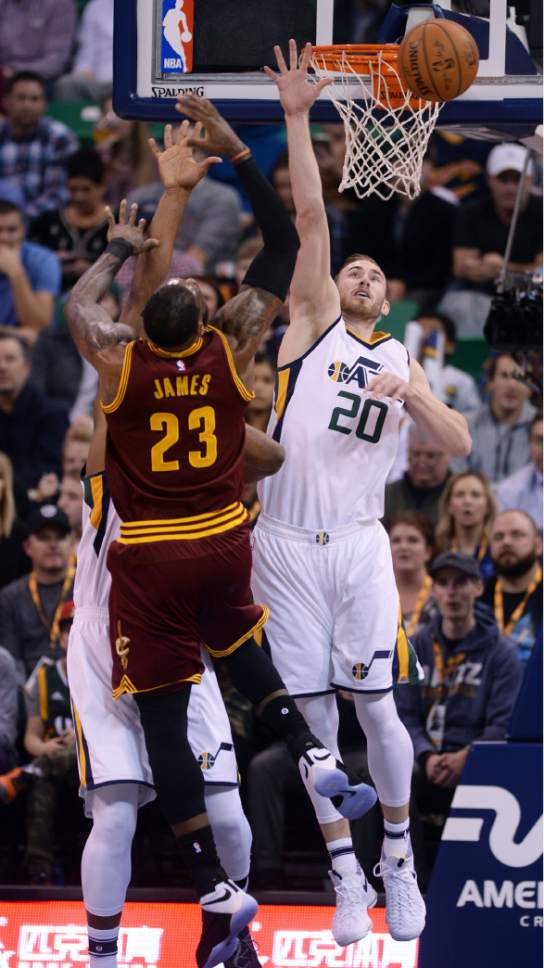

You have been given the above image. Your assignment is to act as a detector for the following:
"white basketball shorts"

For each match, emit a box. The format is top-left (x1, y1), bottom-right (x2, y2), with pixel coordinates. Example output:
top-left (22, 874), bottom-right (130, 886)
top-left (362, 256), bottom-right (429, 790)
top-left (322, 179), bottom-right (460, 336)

top-left (251, 514), bottom-right (399, 696)
top-left (67, 607), bottom-right (238, 815)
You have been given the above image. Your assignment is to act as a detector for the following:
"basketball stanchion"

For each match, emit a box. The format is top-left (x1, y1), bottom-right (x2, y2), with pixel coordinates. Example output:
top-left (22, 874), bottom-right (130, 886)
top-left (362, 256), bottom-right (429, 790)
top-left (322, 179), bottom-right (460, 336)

top-left (309, 45), bottom-right (442, 201)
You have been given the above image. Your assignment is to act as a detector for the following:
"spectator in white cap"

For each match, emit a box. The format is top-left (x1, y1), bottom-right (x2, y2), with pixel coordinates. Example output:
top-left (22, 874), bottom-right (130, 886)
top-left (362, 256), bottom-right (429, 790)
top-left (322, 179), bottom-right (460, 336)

top-left (438, 143), bottom-right (542, 337)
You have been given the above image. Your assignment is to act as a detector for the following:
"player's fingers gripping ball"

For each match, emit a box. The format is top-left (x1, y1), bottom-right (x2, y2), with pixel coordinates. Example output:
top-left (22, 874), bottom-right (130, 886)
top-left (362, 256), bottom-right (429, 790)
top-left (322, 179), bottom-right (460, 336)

top-left (398, 18), bottom-right (479, 102)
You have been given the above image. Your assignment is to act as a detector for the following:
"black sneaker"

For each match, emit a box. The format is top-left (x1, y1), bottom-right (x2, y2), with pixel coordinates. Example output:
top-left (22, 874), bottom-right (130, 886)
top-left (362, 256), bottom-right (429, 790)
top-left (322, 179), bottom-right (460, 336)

top-left (196, 879), bottom-right (258, 968)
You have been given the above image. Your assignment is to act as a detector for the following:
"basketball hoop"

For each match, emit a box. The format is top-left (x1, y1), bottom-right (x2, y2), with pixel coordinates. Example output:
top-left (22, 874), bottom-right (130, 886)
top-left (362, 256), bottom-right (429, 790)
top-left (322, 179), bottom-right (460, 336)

top-left (310, 45), bottom-right (443, 200)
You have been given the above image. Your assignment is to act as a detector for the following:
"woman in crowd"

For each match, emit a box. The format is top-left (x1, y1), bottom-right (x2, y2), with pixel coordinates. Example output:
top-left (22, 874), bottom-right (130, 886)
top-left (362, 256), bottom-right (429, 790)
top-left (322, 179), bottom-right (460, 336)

top-left (245, 352), bottom-right (275, 433)
top-left (389, 511), bottom-right (436, 637)
top-left (435, 471), bottom-right (498, 578)
top-left (0, 452), bottom-right (29, 588)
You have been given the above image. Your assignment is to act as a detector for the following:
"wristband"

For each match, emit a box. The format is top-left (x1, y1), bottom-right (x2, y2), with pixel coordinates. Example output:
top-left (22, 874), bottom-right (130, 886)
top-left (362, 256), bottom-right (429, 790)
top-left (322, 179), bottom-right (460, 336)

top-left (105, 238), bottom-right (136, 262)
top-left (230, 146), bottom-right (252, 165)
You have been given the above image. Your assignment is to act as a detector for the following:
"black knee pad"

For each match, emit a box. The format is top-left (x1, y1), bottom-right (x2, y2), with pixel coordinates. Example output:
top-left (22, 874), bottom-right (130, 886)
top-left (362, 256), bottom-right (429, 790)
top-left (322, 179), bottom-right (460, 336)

top-left (217, 638), bottom-right (285, 706)
top-left (134, 689), bottom-right (205, 826)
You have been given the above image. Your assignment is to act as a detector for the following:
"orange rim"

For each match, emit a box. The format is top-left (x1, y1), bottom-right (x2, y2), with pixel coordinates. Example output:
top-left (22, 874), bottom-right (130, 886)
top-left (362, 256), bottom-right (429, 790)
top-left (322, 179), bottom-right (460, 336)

top-left (311, 43), bottom-right (428, 110)
top-left (311, 44), bottom-right (401, 73)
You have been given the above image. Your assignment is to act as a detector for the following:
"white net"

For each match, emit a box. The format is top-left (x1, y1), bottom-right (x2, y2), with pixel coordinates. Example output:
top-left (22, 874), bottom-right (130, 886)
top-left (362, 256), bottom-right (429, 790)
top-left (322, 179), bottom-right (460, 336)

top-left (310, 47), bottom-right (443, 201)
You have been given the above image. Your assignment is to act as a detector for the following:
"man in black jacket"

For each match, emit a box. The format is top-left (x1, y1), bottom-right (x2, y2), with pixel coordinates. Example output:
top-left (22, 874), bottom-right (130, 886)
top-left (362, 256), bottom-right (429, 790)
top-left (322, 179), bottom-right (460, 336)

top-left (395, 551), bottom-right (522, 885)
top-left (0, 332), bottom-right (68, 490)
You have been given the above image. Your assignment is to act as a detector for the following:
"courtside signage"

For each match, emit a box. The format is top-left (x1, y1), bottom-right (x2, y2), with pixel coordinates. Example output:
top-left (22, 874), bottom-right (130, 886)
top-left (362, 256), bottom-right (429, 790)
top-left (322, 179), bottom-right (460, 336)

top-left (419, 742), bottom-right (543, 968)
top-left (0, 902), bottom-right (418, 967)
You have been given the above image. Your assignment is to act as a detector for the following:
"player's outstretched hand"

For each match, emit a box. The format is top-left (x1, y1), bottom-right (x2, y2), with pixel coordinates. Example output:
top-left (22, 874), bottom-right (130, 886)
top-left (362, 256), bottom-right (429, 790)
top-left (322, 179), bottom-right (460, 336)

top-left (105, 200), bottom-right (160, 255)
top-left (176, 94), bottom-right (247, 158)
top-left (148, 119), bottom-right (222, 192)
top-left (367, 371), bottom-right (411, 403)
top-left (264, 39), bottom-right (331, 116)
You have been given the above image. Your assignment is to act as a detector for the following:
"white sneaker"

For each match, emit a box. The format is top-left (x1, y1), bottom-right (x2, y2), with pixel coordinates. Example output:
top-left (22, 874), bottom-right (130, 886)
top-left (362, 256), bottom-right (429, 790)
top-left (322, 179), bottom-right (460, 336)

top-left (329, 867), bottom-right (377, 947)
top-left (196, 879), bottom-right (258, 968)
top-left (374, 852), bottom-right (426, 942)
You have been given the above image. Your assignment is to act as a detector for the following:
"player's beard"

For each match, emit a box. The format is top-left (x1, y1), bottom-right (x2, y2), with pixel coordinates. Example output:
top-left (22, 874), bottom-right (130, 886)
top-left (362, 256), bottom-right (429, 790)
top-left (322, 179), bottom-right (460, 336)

top-left (493, 549), bottom-right (538, 579)
top-left (342, 294), bottom-right (383, 322)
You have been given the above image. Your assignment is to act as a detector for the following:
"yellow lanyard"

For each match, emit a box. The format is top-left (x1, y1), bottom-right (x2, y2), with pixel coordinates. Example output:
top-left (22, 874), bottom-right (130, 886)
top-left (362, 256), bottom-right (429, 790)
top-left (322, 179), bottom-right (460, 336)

top-left (406, 574), bottom-right (433, 638)
top-left (494, 566), bottom-right (542, 636)
top-left (451, 533), bottom-right (488, 563)
top-left (432, 639), bottom-right (466, 701)
top-left (28, 554), bottom-right (76, 644)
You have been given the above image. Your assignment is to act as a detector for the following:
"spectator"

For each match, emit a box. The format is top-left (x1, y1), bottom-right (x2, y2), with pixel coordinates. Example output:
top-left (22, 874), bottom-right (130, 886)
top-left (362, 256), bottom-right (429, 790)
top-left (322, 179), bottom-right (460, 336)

top-left (383, 426), bottom-right (451, 529)
top-left (435, 472), bottom-right (498, 578)
top-left (0, 505), bottom-right (74, 681)
top-left (57, 472), bottom-right (83, 542)
top-left (31, 290), bottom-right (118, 419)
top-left (193, 275), bottom-right (226, 322)
top-left (389, 511), bottom-right (435, 638)
top-left (466, 353), bottom-right (535, 484)
top-left (0, 72), bottom-right (78, 220)
top-left (440, 144), bottom-right (543, 336)
top-left (482, 510), bottom-right (543, 665)
top-left (128, 172), bottom-right (242, 274)
top-left (0, 0), bottom-right (76, 87)
top-left (23, 600), bottom-right (77, 883)
top-left (0, 451), bottom-right (29, 588)
top-left (246, 353), bottom-right (275, 432)
top-left (345, 154), bottom-right (457, 307)
top-left (0, 333), bottom-right (68, 491)
top-left (0, 645), bottom-right (18, 774)
top-left (29, 148), bottom-right (108, 292)
top-left (395, 551), bottom-right (522, 885)
top-left (33, 420), bottom-right (93, 509)
top-left (93, 101), bottom-right (155, 209)
top-left (0, 200), bottom-right (60, 337)
top-left (497, 412), bottom-right (543, 530)
top-left (56, 0), bottom-right (114, 103)
top-left (416, 312), bottom-right (481, 419)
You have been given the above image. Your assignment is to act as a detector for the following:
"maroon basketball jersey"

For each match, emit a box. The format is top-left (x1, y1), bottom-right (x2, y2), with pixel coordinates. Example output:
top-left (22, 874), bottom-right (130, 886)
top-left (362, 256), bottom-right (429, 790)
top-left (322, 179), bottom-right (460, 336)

top-left (104, 326), bottom-right (252, 537)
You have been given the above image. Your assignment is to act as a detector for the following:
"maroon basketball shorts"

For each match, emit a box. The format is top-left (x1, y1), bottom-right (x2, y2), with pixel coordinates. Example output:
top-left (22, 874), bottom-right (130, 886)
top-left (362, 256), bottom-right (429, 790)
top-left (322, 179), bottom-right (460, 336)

top-left (107, 523), bottom-right (268, 697)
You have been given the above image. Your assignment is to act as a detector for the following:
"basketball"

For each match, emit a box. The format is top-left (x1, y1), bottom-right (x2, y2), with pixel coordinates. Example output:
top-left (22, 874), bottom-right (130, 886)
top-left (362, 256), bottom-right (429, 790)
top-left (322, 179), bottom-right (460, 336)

top-left (398, 19), bottom-right (479, 103)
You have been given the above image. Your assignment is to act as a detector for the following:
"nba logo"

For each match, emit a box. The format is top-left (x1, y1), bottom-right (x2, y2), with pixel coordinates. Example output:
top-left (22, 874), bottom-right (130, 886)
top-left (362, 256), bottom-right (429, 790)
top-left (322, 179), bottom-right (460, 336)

top-left (161, 0), bottom-right (194, 73)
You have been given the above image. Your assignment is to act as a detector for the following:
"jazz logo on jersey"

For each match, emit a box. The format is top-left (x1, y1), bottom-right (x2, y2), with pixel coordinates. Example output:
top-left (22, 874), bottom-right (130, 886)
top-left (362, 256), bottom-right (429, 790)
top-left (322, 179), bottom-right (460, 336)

top-left (352, 662), bottom-right (369, 680)
top-left (328, 356), bottom-right (384, 388)
top-left (161, 0), bottom-right (194, 73)
top-left (198, 751), bottom-right (216, 770)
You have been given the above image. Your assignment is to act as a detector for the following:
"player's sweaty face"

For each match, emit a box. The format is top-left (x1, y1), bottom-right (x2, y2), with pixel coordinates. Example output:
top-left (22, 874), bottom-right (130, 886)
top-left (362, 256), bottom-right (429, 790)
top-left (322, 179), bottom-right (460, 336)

top-left (337, 261), bottom-right (387, 318)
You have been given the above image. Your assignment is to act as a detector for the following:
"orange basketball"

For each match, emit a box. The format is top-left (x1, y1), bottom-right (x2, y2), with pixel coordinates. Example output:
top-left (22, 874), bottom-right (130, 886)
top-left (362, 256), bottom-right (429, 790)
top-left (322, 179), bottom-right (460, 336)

top-left (398, 19), bottom-right (479, 102)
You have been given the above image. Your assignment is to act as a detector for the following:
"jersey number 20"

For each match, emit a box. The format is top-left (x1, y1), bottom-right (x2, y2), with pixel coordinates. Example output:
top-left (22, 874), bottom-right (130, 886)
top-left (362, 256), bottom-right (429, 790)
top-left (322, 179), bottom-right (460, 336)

top-left (150, 407), bottom-right (217, 471)
top-left (328, 391), bottom-right (387, 442)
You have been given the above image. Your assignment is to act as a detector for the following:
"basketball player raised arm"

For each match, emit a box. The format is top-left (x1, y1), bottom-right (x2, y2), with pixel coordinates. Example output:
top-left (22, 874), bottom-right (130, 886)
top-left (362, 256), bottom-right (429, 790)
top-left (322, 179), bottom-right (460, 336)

top-left (176, 94), bottom-right (300, 381)
top-left (267, 40), bottom-right (471, 458)
top-left (66, 121), bottom-right (221, 405)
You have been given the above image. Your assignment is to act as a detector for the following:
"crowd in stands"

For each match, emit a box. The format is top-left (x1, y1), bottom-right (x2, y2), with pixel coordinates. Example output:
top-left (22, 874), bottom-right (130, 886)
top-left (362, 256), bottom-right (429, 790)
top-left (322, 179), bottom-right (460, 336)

top-left (0, 0), bottom-right (542, 892)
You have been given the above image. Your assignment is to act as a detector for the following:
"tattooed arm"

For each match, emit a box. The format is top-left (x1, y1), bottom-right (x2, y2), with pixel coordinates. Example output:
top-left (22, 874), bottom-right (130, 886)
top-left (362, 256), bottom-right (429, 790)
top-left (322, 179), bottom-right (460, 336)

top-left (66, 202), bottom-right (159, 402)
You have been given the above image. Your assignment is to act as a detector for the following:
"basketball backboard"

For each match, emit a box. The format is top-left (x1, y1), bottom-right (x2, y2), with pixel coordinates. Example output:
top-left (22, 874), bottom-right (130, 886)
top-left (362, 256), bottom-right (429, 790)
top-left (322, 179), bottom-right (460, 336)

top-left (113, 0), bottom-right (542, 138)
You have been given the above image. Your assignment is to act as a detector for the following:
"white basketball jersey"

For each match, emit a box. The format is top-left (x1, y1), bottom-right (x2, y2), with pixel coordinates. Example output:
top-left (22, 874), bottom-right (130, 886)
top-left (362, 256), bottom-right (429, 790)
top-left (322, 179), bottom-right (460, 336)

top-left (74, 472), bottom-right (117, 610)
top-left (259, 317), bottom-right (409, 530)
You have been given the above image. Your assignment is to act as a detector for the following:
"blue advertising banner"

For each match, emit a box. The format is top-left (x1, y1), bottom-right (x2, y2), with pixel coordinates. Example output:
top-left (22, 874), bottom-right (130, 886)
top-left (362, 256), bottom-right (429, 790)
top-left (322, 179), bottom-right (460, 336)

top-left (419, 742), bottom-right (542, 968)
top-left (160, 0), bottom-right (194, 73)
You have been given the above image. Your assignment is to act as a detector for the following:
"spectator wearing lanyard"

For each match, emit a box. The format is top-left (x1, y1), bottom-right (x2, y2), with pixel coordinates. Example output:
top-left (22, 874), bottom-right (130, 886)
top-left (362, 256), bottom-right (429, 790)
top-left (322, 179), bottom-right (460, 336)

top-left (482, 510), bottom-right (543, 666)
top-left (22, 600), bottom-right (77, 883)
top-left (389, 511), bottom-right (435, 638)
top-left (0, 505), bottom-right (75, 682)
top-left (497, 413), bottom-right (543, 531)
top-left (395, 551), bottom-right (521, 885)
top-left (435, 471), bottom-right (498, 579)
